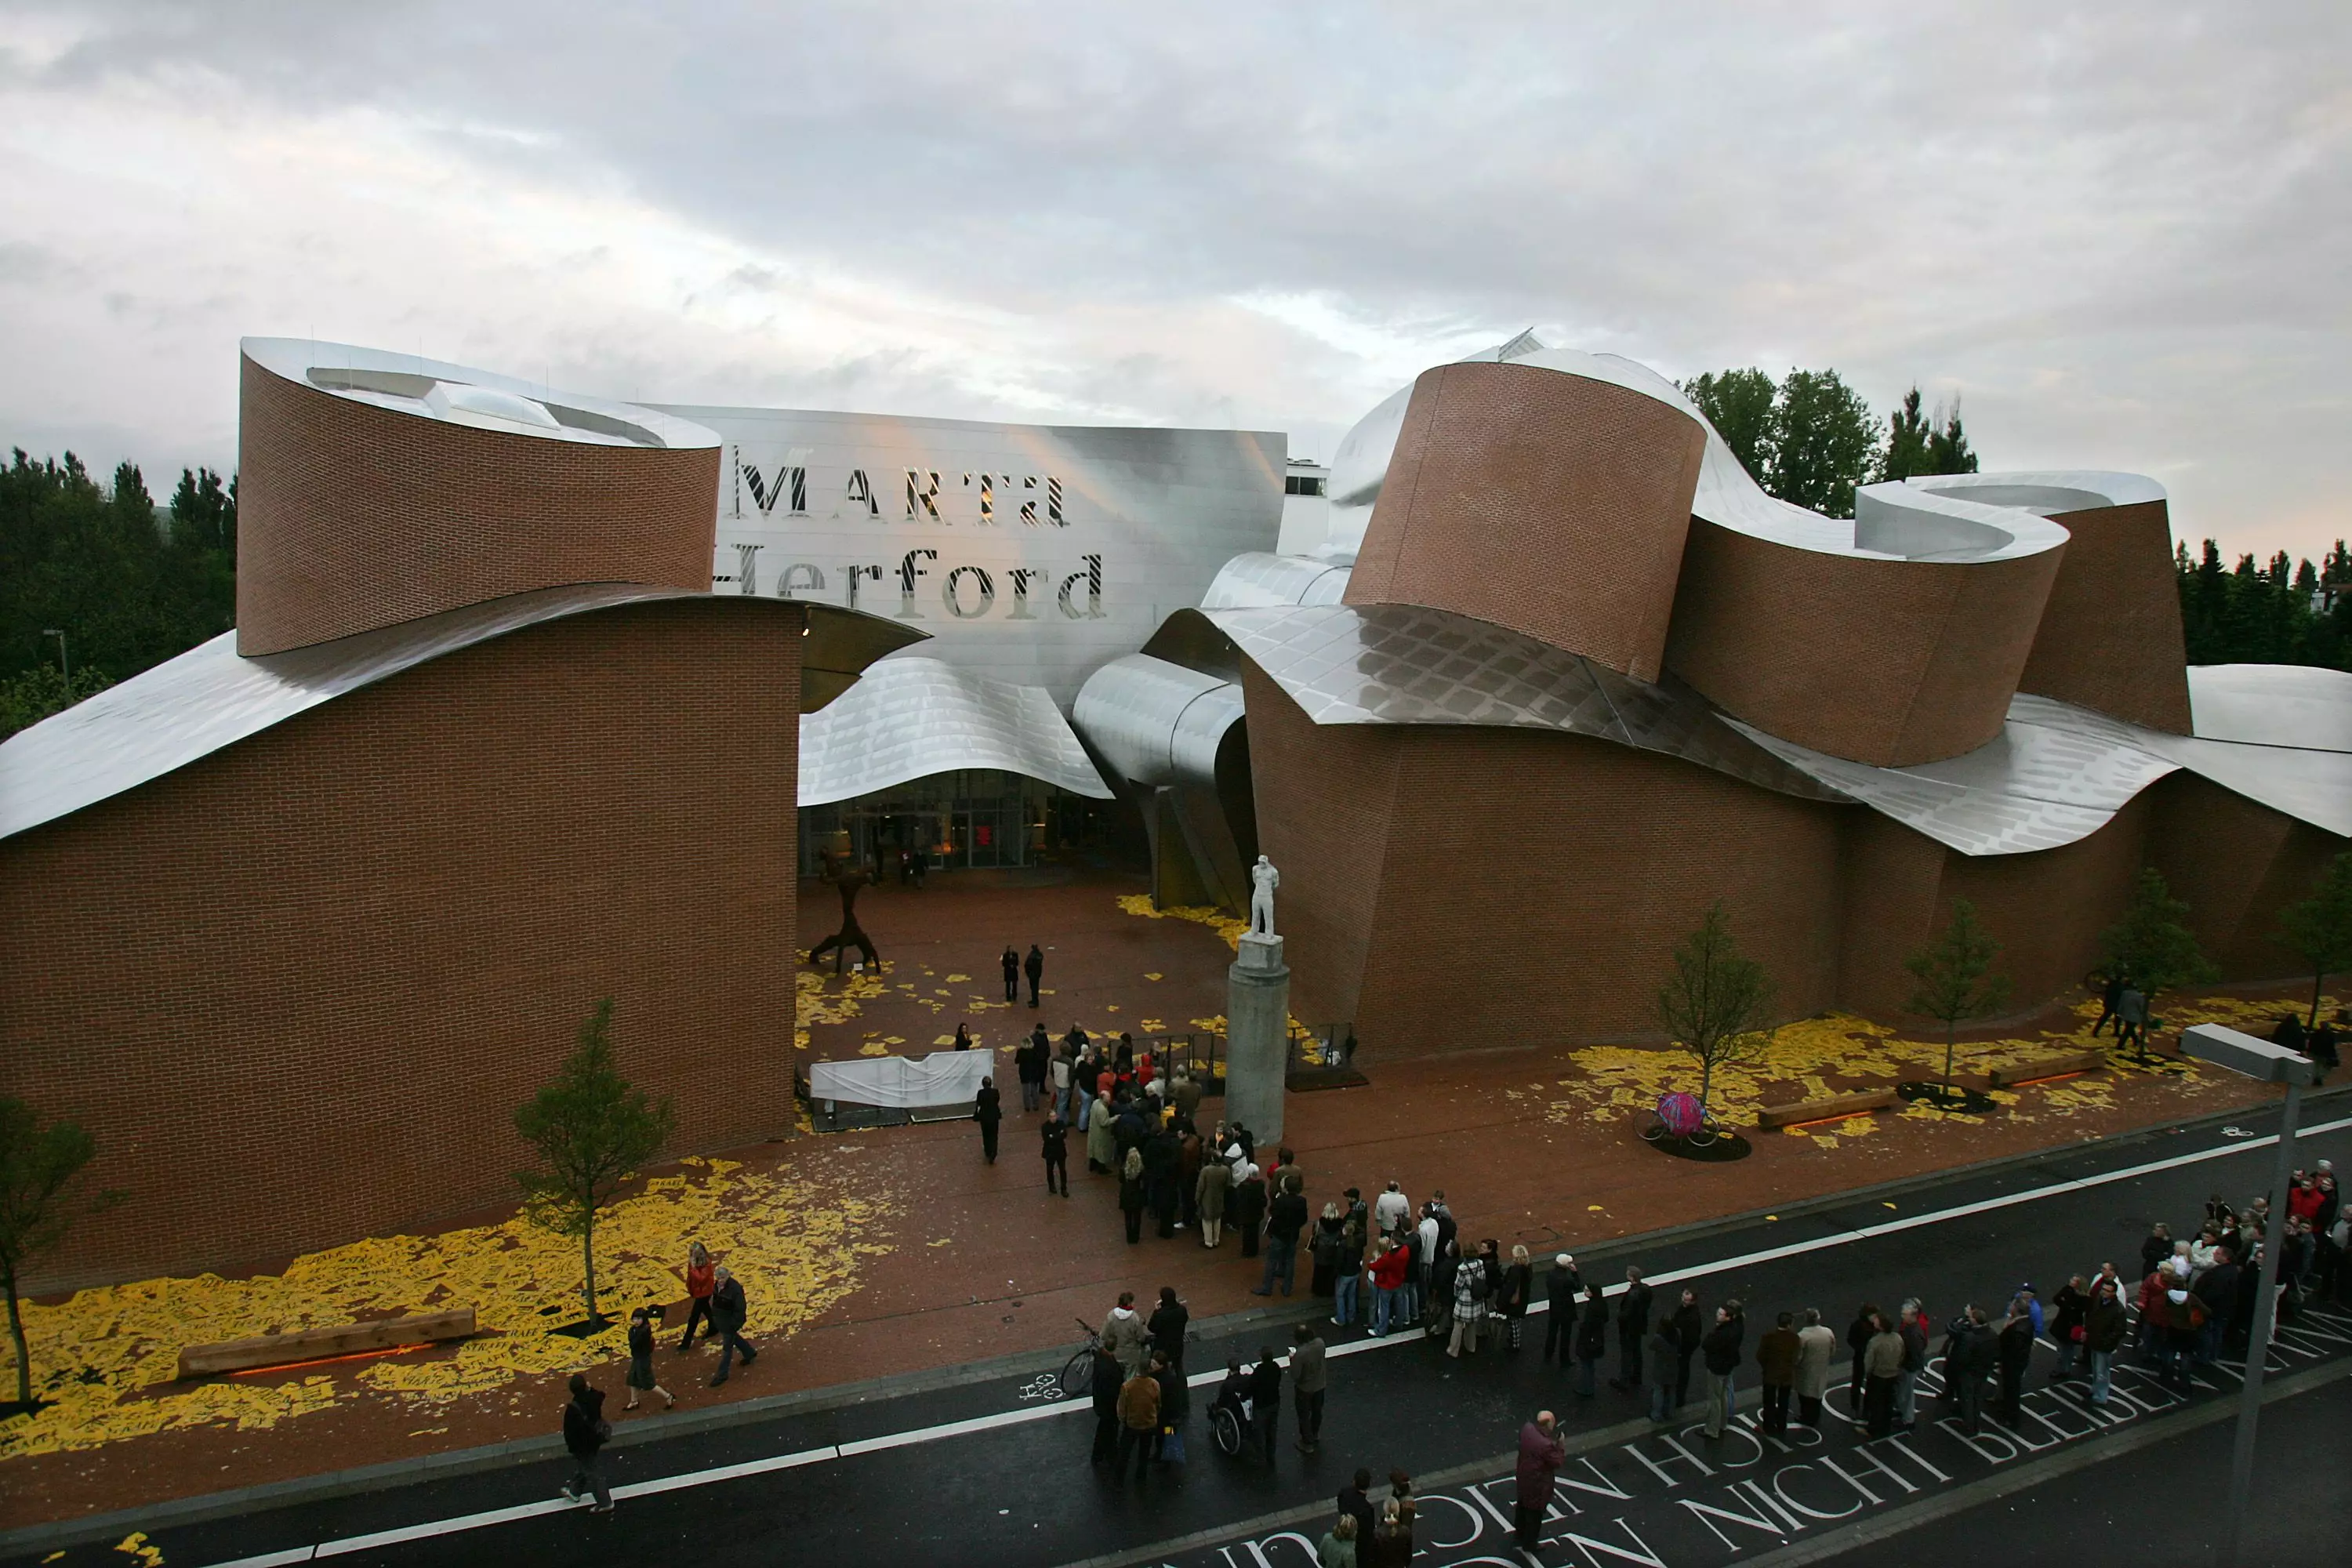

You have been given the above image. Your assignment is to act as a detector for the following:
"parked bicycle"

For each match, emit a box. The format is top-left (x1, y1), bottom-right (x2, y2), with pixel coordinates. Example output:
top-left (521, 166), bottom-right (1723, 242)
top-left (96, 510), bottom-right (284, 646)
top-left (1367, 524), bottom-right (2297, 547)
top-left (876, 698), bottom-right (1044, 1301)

top-left (1056, 1316), bottom-right (1102, 1399)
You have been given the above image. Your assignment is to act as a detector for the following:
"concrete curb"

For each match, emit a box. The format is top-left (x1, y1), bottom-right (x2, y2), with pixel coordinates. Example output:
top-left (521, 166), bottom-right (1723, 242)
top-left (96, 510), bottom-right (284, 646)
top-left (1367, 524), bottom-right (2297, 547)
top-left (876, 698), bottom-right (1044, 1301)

top-left (4, 1079), bottom-right (2343, 1558)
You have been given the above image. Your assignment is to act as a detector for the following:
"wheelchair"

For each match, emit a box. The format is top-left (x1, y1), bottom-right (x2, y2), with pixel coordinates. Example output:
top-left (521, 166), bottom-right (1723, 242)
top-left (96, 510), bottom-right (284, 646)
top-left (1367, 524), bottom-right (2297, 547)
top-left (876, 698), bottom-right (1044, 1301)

top-left (1208, 1393), bottom-right (1258, 1457)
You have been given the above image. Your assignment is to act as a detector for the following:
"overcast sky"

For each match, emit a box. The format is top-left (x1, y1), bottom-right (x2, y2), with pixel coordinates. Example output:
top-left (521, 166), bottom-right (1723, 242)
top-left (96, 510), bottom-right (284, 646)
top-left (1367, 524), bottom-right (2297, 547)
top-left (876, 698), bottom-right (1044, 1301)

top-left (2, 3), bottom-right (2344, 560)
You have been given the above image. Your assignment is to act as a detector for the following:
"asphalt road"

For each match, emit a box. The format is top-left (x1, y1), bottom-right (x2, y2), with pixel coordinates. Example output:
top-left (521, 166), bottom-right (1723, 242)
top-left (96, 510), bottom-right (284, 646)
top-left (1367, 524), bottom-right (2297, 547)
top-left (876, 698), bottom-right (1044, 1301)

top-left (11, 1098), bottom-right (2349, 1568)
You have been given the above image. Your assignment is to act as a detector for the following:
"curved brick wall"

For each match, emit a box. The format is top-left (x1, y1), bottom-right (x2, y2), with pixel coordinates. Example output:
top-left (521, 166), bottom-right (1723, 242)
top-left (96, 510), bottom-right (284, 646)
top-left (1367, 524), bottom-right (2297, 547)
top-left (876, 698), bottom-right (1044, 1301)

top-left (1244, 662), bottom-right (1845, 1050)
top-left (1344, 361), bottom-right (1704, 682)
top-left (1664, 518), bottom-right (2064, 767)
top-left (2017, 499), bottom-right (2193, 734)
top-left (0, 599), bottom-right (801, 1291)
top-left (236, 354), bottom-right (718, 655)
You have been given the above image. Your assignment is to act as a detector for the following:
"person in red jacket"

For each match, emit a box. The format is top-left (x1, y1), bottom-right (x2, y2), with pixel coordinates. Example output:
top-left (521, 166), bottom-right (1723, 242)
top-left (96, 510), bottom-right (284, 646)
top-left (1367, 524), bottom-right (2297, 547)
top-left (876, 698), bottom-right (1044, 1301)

top-left (1370, 1236), bottom-right (1412, 1337)
top-left (673, 1241), bottom-right (716, 1353)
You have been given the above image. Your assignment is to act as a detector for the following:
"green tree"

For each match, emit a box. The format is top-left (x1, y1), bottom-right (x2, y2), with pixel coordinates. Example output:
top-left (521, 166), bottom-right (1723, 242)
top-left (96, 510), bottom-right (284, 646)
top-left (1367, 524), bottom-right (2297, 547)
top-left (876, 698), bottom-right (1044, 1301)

top-left (1875, 387), bottom-right (1933, 482)
top-left (1903, 900), bottom-right (2012, 1093)
top-left (2098, 867), bottom-right (2219, 998)
top-left (1926, 400), bottom-right (1977, 474)
top-left (1680, 368), bottom-right (1778, 485)
top-left (1657, 901), bottom-right (1777, 1116)
top-left (167, 466), bottom-right (238, 562)
top-left (0, 1099), bottom-right (122, 1410)
top-left (0, 663), bottom-right (114, 740)
top-left (1766, 368), bottom-right (1877, 518)
top-left (2278, 852), bottom-right (2352, 1029)
top-left (514, 1000), bottom-right (674, 1324)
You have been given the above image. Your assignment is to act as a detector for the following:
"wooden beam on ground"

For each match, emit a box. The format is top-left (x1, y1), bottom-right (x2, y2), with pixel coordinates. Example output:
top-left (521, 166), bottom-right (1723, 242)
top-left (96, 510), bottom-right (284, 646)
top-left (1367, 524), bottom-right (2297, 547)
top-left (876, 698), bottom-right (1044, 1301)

top-left (1755, 1088), bottom-right (1898, 1131)
top-left (1987, 1049), bottom-right (2109, 1089)
top-left (176, 1307), bottom-right (477, 1379)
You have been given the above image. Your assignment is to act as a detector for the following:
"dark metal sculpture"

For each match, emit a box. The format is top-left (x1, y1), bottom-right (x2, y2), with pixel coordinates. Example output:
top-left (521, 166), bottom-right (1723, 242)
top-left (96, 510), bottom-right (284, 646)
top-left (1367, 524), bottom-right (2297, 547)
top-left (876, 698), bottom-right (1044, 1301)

top-left (808, 852), bottom-right (880, 971)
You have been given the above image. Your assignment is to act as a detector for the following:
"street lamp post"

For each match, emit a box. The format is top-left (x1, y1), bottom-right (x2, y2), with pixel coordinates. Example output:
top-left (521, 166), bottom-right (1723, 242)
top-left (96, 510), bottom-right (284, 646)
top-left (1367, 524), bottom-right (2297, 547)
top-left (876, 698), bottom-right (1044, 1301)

top-left (42, 628), bottom-right (67, 681)
top-left (2177, 1022), bottom-right (2315, 1567)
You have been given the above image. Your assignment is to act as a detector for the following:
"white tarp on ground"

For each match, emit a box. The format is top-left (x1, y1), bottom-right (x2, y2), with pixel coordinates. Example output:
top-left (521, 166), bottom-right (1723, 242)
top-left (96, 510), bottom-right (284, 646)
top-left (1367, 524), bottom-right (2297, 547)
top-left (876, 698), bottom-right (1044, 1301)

top-left (809, 1049), bottom-right (997, 1109)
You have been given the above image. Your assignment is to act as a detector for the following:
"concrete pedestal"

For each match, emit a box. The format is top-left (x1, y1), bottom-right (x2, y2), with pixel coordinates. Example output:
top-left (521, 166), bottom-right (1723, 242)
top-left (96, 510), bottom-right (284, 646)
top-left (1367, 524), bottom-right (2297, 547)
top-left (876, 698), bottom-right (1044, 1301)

top-left (1224, 931), bottom-right (1290, 1143)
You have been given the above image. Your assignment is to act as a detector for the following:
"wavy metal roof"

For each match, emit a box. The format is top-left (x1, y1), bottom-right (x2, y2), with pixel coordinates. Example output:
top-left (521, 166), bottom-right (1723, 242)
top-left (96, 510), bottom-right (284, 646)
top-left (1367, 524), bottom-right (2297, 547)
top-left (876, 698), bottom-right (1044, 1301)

top-left (0, 587), bottom-right (921, 842)
top-left (797, 655), bottom-right (1111, 807)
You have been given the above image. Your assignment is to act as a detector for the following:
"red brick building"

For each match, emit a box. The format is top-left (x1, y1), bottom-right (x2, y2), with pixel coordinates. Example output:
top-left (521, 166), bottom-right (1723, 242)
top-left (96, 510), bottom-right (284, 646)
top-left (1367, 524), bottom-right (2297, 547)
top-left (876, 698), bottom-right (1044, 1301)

top-left (0, 341), bottom-right (911, 1290)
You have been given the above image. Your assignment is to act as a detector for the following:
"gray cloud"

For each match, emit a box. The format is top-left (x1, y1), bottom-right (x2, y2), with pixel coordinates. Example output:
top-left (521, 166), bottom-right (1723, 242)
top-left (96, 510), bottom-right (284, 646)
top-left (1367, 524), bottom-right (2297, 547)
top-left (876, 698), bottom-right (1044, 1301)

top-left (1, 1), bottom-right (2345, 555)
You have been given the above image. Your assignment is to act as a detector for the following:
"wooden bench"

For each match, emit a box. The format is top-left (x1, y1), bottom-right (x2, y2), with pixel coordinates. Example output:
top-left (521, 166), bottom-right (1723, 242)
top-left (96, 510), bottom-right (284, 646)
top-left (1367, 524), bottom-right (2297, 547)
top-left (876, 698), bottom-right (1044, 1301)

top-left (176, 1306), bottom-right (477, 1379)
top-left (1987, 1050), bottom-right (2108, 1089)
top-left (1755, 1088), bottom-right (1898, 1131)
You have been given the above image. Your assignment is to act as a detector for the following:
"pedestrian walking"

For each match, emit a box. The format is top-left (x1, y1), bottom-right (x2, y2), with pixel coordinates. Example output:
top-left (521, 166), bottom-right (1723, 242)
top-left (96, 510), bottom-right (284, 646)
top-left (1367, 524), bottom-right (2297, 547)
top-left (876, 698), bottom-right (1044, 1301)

top-left (2090, 969), bottom-right (2124, 1036)
top-left (1446, 1241), bottom-right (1488, 1356)
top-left (1860, 1312), bottom-right (1903, 1437)
top-left (1365, 1499), bottom-right (1414, 1568)
top-left (2049, 1275), bottom-right (2089, 1381)
top-left (2083, 1276), bottom-right (2128, 1406)
top-left (1756, 1311), bottom-right (1799, 1435)
top-left (1089, 1343), bottom-right (1123, 1461)
top-left (1895, 1299), bottom-right (1928, 1428)
top-left (1254, 1173), bottom-right (1308, 1296)
top-left (558, 1372), bottom-right (614, 1512)
top-left (1025, 943), bottom-right (1045, 1007)
top-left (707, 1265), bottom-right (758, 1386)
top-left (1946, 1305), bottom-right (1994, 1433)
top-left (1513, 1410), bottom-right (1566, 1555)
top-left (1645, 1312), bottom-right (1679, 1421)
top-left (1497, 1243), bottom-right (1533, 1350)
top-left (1292, 1322), bottom-right (1327, 1453)
top-left (622, 1306), bottom-right (674, 1411)
top-left (673, 1240), bottom-right (717, 1352)
top-left (1040, 1106), bottom-right (1069, 1195)
top-left (1795, 1308), bottom-right (1835, 1426)
top-left (2115, 984), bottom-right (2150, 1054)
top-left (1995, 1294), bottom-right (2034, 1422)
top-left (974, 1076), bottom-right (1002, 1163)
top-left (1574, 1282), bottom-right (1608, 1396)
top-left (1248, 1346), bottom-right (1283, 1465)
top-left (1700, 1300), bottom-right (1744, 1439)
top-left (1844, 1301), bottom-right (1877, 1414)
top-left (1002, 944), bottom-right (1021, 1004)
top-left (1151, 1349), bottom-right (1189, 1463)
top-left (1196, 1146), bottom-right (1229, 1246)
top-left (1102, 1290), bottom-right (1150, 1376)
top-left (1370, 1233), bottom-right (1410, 1336)
top-left (1543, 1254), bottom-right (1579, 1363)
top-left (1338, 1468), bottom-right (1378, 1544)
top-left (1673, 1287), bottom-right (1704, 1409)
top-left (1233, 1152), bottom-right (1268, 1258)
top-left (1613, 1265), bottom-right (1652, 1389)
top-left (1149, 1286), bottom-right (1189, 1370)
top-left (1116, 1362), bottom-right (1161, 1480)
top-left (1120, 1145), bottom-right (1148, 1243)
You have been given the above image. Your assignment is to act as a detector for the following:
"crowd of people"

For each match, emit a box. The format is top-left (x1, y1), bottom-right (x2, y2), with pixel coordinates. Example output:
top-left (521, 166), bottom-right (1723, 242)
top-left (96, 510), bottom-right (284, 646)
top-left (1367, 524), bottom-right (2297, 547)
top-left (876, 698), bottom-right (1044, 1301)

top-left (1062, 1107), bottom-right (2346, 1563)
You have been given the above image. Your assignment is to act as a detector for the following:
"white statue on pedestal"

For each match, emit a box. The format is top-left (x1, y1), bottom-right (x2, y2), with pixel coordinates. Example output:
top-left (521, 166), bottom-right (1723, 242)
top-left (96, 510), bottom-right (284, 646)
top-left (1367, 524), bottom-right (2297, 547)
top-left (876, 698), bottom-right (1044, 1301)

top-left (1249, 855), bottom-right (1279, 937)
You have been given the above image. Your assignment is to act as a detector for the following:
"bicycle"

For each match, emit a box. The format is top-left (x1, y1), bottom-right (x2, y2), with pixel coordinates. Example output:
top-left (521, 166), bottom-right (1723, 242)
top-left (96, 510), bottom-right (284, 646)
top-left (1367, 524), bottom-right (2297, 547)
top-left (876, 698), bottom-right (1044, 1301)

top-left (1057, 1317), bottom-right (1102, 1400)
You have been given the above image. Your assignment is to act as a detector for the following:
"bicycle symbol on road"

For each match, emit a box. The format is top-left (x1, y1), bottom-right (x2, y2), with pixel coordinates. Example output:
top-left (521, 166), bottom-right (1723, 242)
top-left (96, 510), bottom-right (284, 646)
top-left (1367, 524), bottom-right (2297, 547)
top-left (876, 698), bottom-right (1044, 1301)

top-left (2220, 1125), bottom-right (2257, 1138)
top-left (1016, 1374), bottom-right (1066, 1403)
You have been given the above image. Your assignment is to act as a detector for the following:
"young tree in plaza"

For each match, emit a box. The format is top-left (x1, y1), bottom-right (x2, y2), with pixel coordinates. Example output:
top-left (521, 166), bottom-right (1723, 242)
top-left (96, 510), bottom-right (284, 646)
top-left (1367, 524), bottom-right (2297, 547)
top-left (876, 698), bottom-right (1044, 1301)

top-left (0, 1098), bottom-right (122, 1410)
top-left (514, 1000), bottom-right (674, 1326)
top-left (1904, 900), bottom-right (2012, 1094)
top-left (1657, 902), bottom-right (1777, 1117)
top-left (2098, 867), bottom-right (2218, 999)
top-left (2278, 851), bottom-right (2352, 1029)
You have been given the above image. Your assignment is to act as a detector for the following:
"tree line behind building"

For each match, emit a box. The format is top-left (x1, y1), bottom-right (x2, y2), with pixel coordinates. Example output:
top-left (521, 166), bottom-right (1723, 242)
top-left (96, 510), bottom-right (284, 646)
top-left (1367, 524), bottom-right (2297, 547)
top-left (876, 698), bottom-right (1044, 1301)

top-left (5, 376), bottom-right (2349, 740)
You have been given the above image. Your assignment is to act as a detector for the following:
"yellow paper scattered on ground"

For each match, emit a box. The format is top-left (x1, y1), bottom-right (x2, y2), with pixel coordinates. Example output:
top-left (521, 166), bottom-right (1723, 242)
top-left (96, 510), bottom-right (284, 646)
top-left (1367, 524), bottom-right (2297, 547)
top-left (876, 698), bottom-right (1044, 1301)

top-left (0, 1157), bottom-right (887, 1461)
top-left (1115, 895), bottom-right (1247, 949)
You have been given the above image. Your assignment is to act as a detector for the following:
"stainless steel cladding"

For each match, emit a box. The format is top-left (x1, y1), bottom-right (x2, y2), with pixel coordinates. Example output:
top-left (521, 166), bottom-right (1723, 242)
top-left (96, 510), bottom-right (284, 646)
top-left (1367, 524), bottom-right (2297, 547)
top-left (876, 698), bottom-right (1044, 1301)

top-left (657, 405), bottom-right (1287, 705)
top-left (1074, 654), bottom-right (1246, 791)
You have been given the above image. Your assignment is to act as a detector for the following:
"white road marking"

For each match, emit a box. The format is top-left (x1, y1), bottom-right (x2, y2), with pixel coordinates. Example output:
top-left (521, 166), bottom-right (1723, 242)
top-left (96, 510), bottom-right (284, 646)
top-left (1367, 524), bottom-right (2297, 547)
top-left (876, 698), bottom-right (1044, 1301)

top-left (204, 1111), bottom-right (2352, 1566)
